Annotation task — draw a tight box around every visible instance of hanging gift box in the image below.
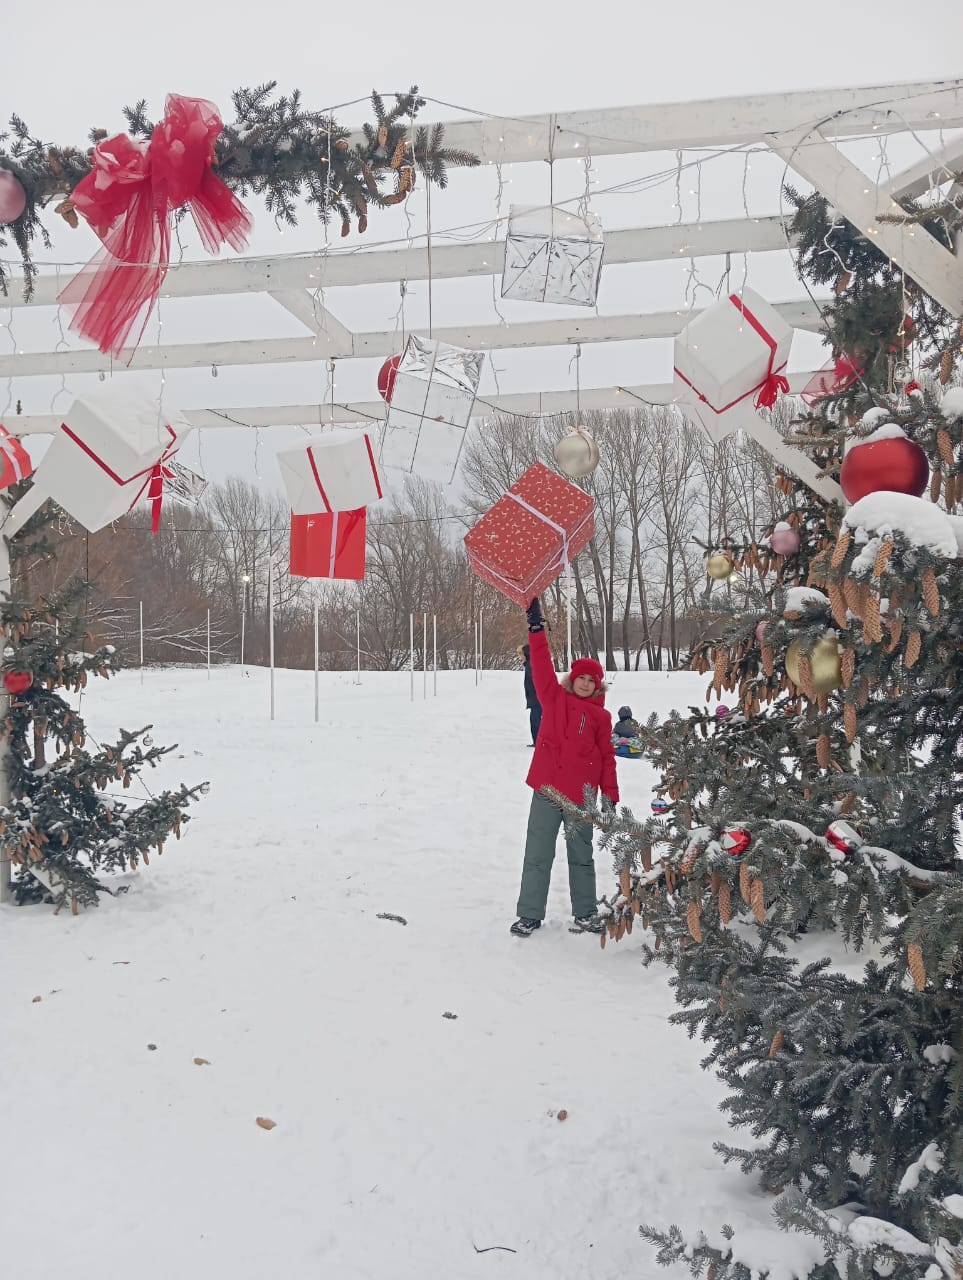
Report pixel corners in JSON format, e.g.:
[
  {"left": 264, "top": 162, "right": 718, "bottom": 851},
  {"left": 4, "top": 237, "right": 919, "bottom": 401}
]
[
  {"left": 464, "top": 461, "right": 594, "bottom": 608},
  {"left": 501, "top": 205, "right": 604, "bottom": 306},
  {"left": 289, "top": 508, "right": 366, "bottom": 580},
  {"left": 379, "top": 335, "right": 484, "bottom": 483},
  {"left": 673, "top": 288, "right": 793, "bottom": 442},
  {"left": 7, "top": 390, "right": 190, "bottom": 533},
  {"left": 0, "top": 426, "right": 33, "bottom": 489},
  {"left": 276, "top": 430, "right": 384, "bottom": 516}
]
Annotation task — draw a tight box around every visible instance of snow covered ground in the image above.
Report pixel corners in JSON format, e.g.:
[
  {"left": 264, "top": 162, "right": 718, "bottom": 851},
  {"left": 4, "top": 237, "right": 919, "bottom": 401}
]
[{"left": 2, "top": 664, "right": 796, "bottom": 1280}]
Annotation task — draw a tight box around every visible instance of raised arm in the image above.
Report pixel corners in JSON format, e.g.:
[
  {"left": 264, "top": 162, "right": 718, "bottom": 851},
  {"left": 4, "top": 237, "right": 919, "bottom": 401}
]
[{"left": 525, "top": 599, "right": 561, "bottom": 707}]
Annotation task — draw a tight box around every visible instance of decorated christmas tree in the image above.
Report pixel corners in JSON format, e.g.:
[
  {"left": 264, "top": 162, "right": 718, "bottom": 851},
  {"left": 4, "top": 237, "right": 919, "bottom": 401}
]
[
  {"left": 1, "top": 498, "right": 205, "bottom": 911},
  {"left": 587, "top": 189, "right": 963, "bottom": 1276}
]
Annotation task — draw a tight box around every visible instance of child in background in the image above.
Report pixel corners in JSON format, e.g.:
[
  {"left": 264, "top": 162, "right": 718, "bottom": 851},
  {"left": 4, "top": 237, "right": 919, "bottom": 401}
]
[
  {"left": 613, "top": 705, "right": 641, "bottom": 739},
  {"left": 510, "top": 597, "right": 618, "bottom": 938}
]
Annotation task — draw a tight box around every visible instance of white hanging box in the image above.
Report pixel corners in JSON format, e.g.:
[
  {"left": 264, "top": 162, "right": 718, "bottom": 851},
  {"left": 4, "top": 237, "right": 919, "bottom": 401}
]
[
  {"left": 10, "top": 390, "right": 190, "bottom": 533},
  {"left": 501, "top": 205, "right": 604, "bottom": 306},
  {"left": 673, "top": 287, "right": 794, "bottom": 440},
  {"left": 380, "top": 335, "right": 484, "bottom": 482},
  {"left": 276, "top": 429, "right": 384, "bottom": 515}
]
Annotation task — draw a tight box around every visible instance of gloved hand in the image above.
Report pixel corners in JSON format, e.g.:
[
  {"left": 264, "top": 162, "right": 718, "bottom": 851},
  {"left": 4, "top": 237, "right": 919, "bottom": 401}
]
[{"left": 526, "top": 597, "right": 544, "bottom": 633}]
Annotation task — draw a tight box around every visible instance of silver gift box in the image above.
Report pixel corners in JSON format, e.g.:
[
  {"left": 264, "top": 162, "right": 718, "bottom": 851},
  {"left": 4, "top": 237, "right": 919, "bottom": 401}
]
[
  {"left": 501, "top": 205, "right": 604, "bottom": 306},
  {"left": 380, "top": 335, "right": 484, "bottom": 482}
]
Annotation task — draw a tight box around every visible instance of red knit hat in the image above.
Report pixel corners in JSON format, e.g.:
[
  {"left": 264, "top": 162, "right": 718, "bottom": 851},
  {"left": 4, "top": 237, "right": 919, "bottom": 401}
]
[{"left": 569, "top": 657, "right": 604, "bottom": 689}]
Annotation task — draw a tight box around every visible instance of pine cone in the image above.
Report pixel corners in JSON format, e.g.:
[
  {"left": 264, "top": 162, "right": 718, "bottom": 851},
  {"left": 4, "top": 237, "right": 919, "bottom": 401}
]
[
  {"left": 54, "top": 198, "right": 79, "bottom": 229},
  {"left": 887, "top": 615, "right": 904, "bottom": 653},
  {"left": 389, "top": 136, "right": 408, "bottom": 169},
  {"left": 841, "top": 646, "right": 856, "bottom": 689},
  {"left": 844, "top": 701, "right": 858, "bottom": 744},
  {"left": 768, "top": 1029, "right": 785, "bottom": 1058},
  {"left": 761, "top": 645, "right": 774, "bottom": 677},
  {"left": 905, "top": 630, "right": 922, "bottom": 669},
  {"left": 686, "top": 900, "right": 703, "bottom": 943},
  {"left": 718, "top": 882, "right": 733, "bottom": 924},
  {"left": 930, "top": 469, "right": 943, "bottom": 504},
  {"left": 830, "top": 528, "right": 852, "bottom": 569},
  {"left": 798, "top": 656, "right": 817, "bottom": 703},
  {"left": 858, "top": 677, "right": 870, "bottom": 707},
  {"left": 619, "top": 868, "right": 631, "bottom": 898},
  {"left": 939, "top": 350, "right": 954, "bottom": 385},
  {"left": 862, "top": 593, "right": 882, "bottom": 644},
  {"left": 712, "top": 649, "right": 727, "bottom": 696},
  {"left": 937, "top": 429, "right": 955, "bottom": 465},
  {"left": 739, "top": 862, "right": 752, "bottom": 904},
  {"left": 829, "top": 583, "right": 849, "bottom": 630},
  {"left": 834, "top": 270, "right": 853, "bottom": 295},
  {"left": 843, "top": 576, "right": 863, "bottom": 617},
  {"left": 680, "top": 847, "right": 699, "bottom": 875},
  {"left": 377, "top": 125, "right": 388, "bottom": 148},
  {"left": 816, "top": 733, "right": 832, "bottom": 769},
  {"left": 709, "top": 871, "right": 722, "bottom": 895},
  {"left": 872, "top": 538, "right": 895, "bottom": 578},
  {"left": 907, "top": 942, "right": 927, "bottom": 991},
  {"left": 841, "top": 793, "right": 856, "bottom": 814},
  {"left": 922, "top": 568, "right": 940, "bottom": 617},
  {"left": 750, "top": 878, "right": 766, "bottom": 923}
]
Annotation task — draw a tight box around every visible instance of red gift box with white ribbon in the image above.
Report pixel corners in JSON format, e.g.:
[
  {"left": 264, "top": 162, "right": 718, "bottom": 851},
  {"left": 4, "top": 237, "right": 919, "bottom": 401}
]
[
  {"left": 0, "top": 426, "right": 33, "bottom": 490},
  {"left": 464, "top": 462, "right": 594, "bottom": 607},
  {"left": 289, "top": 509, "right": 366, "bottom": 580}
]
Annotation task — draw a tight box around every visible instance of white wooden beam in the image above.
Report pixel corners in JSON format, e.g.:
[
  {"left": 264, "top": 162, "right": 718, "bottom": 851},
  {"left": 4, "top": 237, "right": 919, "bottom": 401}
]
[
  {"left": 348, "top": 81, "right": 963, "bottom": 166},
  {"left": 0, "top": 300, "right": 824, "bottom": 377},
  {"left": 268, "top": 290, "right": 354, "bottom": 356},
  {"left": 2, "top": 217, "right": 795, "bottom": 310},
  {"left": 6, "top": 370, "right": 819, "bottom": 434},
  {"left": 768, "top": 126, "right": 963, "bottom": 316},
  {"left": 889, "top": 135, "right": 963, "bottom": 200}
]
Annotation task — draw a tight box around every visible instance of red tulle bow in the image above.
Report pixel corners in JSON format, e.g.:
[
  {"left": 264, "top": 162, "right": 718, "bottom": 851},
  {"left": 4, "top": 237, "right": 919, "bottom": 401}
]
[
  {"left": 800, "top": 354, "right": 863, "bottom": 406},
  {"left": 755, "top": 372, "right": 791, "bottom": 410},
  {"left": 59, "top": 94, "right": 252, "bottom": 359}
]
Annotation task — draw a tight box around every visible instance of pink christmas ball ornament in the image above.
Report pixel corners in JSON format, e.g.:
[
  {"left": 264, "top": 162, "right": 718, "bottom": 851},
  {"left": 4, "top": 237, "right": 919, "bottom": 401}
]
[
  {"left": 0, "top": 170, "right": 27, "bottom": 225},
  {"left": 755, "top": 621, "right": 768, "bottom": 644},
  {"left": 769, "top": 522, "right": 800, "bottom": 556}
]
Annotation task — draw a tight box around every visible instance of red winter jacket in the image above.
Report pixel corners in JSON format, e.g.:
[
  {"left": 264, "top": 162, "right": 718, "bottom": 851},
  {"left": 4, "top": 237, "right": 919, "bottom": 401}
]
[{"left": 525, "top": 629, "right": 619, "bottom": 807}]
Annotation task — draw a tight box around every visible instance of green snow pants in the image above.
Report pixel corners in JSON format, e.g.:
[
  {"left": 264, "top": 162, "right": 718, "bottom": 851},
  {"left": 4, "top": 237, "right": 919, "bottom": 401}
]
[{"left": 516, "top": 790, "right": 597, "bottom": 921}]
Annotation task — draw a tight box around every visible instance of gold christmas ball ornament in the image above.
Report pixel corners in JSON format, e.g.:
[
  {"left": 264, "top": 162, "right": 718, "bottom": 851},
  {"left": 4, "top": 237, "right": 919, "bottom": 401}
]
[
  {"left": 785, "top": 633, "right": 843, "bottom": 694},
  {"left": 706, "top": 551, "right": 736, "bottom": 581},
  {"left": 554, "top": 427, "right": 600, "bottom": 479}
]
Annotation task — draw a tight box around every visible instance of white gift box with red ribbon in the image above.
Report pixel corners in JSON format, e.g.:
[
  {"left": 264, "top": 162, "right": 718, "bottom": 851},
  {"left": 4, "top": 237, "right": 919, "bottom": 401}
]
[
  {"left": 8, "top": 391, "right": 190, "bottom": 533},
  {"left": 673, "top": 288, "right": 793, "bottom": 442},
  {"left": 276, "top": 429, "right": 384, "bottom": 516}
]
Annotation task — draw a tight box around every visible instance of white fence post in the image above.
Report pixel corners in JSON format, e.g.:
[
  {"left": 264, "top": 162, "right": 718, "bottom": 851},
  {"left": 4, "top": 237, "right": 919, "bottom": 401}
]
[
  {"left": 409, "top": 613, "right": 415, "bottom": 702},
  {"left": 314, "top": 597, "right": 319, "bottom": 723},
  {"left": 269, "top": 558, "right": 275, "bottom": 722},
  {"left": 433, "top": 614, "right": 437, "bottom": 697}
]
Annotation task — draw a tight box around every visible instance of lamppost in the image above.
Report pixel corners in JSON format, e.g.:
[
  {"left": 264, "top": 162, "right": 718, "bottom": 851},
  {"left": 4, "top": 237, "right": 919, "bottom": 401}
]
[{"left": 240, "top": 574, "right": 250, "bottom": 670}]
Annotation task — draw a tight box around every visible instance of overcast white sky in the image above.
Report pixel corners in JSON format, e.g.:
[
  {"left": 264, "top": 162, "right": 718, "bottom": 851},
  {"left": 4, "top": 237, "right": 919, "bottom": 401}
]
[{"left": 4, "top": 0, "right": 963, "bottom": 485}]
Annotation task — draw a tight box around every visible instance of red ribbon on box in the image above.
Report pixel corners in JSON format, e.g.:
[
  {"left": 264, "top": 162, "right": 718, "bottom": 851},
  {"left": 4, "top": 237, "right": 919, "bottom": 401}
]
[
  {"left": 0, "top": 426, "right": 33, "bottom": 489},
  {"left": 306, "top": 435, "right": 383, "bottom": 514},
  {"left": 58, "top": 94, "right": 252, "bottom": 359},
  {"left": 674, "top": 293, "right": 790, "bottom": 418},
  {"left": 290, "top": 509, "right": 366, "bottom": 579},
  {"left": 800, "top": 354, "right": 863, "bottom": 406},
  {"left": 59, "top": 422, "right": 180, "bottom": 534}
]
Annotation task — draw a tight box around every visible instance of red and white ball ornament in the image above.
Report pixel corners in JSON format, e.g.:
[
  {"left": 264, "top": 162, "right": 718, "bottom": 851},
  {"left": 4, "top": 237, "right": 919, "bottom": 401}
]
[
  {"left": 651, "top": 798, "right": 670, "bottom": 815},
  {"left": 720, "top": 828, "right": 751, "bottom": 861},
  {"left": 377, "top": 354, "right": 401, "bottom": 403},
  {"left": 840, "top": 427, "right": 928, "bottom": 505},
  {"left": 0, "top": 170, "right": 27, "bottom": 225},
  {"left": 3, "top": 669, "right": 33, "bottom": 695},
  {"left": 825, "top": 820, "right": 862, "bottom": 857}
]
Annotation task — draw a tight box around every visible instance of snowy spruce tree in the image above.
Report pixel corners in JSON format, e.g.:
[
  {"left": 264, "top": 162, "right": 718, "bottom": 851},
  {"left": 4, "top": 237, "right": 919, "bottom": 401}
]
[
  {"left": 1, "top": 497, "right": 205, "bottom": 911},
  {"left": 589, "top": 188, "right": 963, "bottom": 1278}
]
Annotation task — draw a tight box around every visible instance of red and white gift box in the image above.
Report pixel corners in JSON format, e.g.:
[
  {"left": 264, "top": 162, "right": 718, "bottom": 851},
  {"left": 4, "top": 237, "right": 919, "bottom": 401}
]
[
  {"left": 289, "top": 508, "right": 366, "bottom": 580},
  {"left": 0, "top": 426, "right": 33, "bottom": 490},
  {"left": 276, "top": 430, "right": 383, "bottom": 516},
  {"left": 9, "top": 390, "right": 189, "bottom": 533},
  {"left": 464, "top": 462, "right": 594, "bottom": 607},
  {"left": 674, "top": 287, "right": 793, "bottom": 442}
]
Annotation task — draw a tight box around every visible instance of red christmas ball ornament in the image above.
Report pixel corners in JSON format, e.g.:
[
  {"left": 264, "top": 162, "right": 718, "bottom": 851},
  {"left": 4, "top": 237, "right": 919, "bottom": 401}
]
[
  {"left": 720, "top": 828, "right": 751, "bottom": 861},
  {"left": 839, "top": 435, "right": 929, "bottom": 504},
  {"left": 888, "top": 315, "right": 916, "bottom": 352},
  {"left": 377, "top": 354, "right": 401, "bottom": 403},
  {"left": 3, "top": 669, "right": 33, "bottom": 694},
  {"left": 0, "top": 170, "right": 27, "bottom": 225},
  {"left": 825, "top": 820, "right": 862, "bottom": 857}
]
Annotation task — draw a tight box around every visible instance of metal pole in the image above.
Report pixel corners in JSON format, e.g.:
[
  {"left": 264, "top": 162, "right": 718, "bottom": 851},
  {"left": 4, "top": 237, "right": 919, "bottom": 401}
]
[
  {"left": 206, "top": 607, "right": 211, "bottom": 679},
  {"left": 409, "top": 613, "right": 415, "bottom": 702},
  {"left": 479, "top": 609, "right": 484, "bottom": 682},
  {"left": 423, "top": 613, "right": 427, "bottom": 699},
  {"left": 602, "top": 603, "right": 607, "bottom": 673},
  {"left": 474, "top": 617, "right": 479, "bottom": 687},
  {"left": 269, "top": 557, "right": 275, "bottom": 721},
  {"left": 139, "top": 600, "right": 144, "bottom": 685},
  {"left": 240, "top": 583, "right": 247, "bottom": 670},
  {"left": 566, "top": 565, "right": 573, "bottom": 670},
  {"left": 0, "top": 528, "right": 11, "bottom": 901},
  {"left": 314, "top": 597, "right": 319, "bottom": 723},
  {"left": 433, "top": 614, "right": 437, "bottom": 697},
  {"left": 356, "top": 608, "right": 361, "bottom": 686}
]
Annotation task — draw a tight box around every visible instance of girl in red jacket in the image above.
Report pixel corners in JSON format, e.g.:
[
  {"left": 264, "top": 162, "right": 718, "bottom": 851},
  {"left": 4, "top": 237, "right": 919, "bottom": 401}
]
[{"left": 510, "top": 597, "right": 619, "bottom": 938}]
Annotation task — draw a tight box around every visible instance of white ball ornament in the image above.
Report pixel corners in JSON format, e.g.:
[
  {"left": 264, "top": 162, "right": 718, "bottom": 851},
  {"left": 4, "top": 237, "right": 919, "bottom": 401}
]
[{"left": 554, "top": 428, "right": 600, "bottom": 479}]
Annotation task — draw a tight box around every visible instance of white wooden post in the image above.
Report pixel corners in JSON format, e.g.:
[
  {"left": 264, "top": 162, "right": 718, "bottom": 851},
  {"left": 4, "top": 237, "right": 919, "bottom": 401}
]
[
  {"left": 313, "top": 597, "right": 319, "bottom": 723},
  {"left": 602, "top": 604, "right": 607, "bottom": 672},
  {"left": 479, "top": 610, "right": 484, "bottom": 683},
  {"left": 206, "top": 607, "right": 211, "bottom": 679},
  {"left": 474, "top": 617, "right": 479, "bottom": 687},
  {"left": 356, "top": 608, "right": 361, "bottom": 686},
  {"left": 269, "top": 557, "right": 275, "bottom": 722},
  {"left": 139, "top": 600, "right": 144, "bottom": 685},
  {"left": 240, "top": 576, "right": 249, "bottom": 670},
  {"left": 0, "top": 528, "right": 11, "bottom": 902},
  {"left": 423, "top": 613, "right": 427, "bottom": 699},
  {"left": 433, "top": 614, "right": 437, "bottom": 697},
  {"left": 409, "top": 613, "right": 415, "bottom": 701}
]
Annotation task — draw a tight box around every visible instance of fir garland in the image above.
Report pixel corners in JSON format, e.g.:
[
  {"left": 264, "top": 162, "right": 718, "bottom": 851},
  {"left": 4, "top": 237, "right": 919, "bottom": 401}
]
[{"left": 0, "top": 84, "right": 478, "bottom": 299}]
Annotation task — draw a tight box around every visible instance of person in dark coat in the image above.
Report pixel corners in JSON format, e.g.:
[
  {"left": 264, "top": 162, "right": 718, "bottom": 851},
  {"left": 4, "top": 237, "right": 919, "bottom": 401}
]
[
  {"left": 517, "top": 642, "right": 542, "bottom": 745},
  {"left": 613, "top": 706, "right": 641, "bottom": 739},
  {"left": 510, "top": 598, "right": 619, "bottom": 938}
]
